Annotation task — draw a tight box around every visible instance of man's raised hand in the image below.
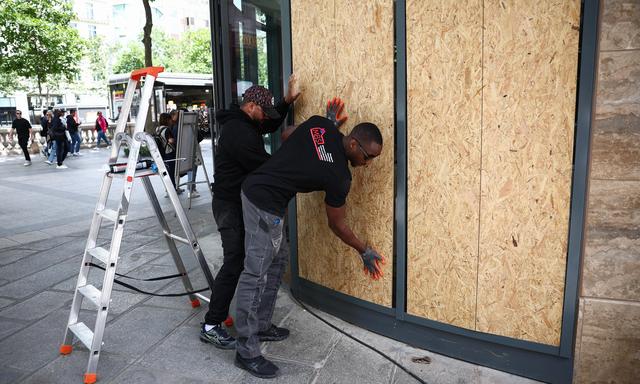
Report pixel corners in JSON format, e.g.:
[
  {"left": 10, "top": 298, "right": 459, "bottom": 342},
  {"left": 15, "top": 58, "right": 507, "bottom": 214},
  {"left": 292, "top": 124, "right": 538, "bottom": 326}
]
[
  {"left": 285, "top": 73, "right": 301, "bottom": 104},
  {"left": 326, "top": 97, "right": 347, "bottom": 129}
]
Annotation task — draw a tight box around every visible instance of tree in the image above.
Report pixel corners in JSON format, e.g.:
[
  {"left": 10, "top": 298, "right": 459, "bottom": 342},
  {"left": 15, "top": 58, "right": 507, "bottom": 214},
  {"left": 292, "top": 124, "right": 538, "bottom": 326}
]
[
  {"left": 113, "top": 42, "right": 145, "bottom": 74},
  {"left": 0, "top": 0, "right": 85, "bottom": 97},
  {"left": 178, "top": 29, "right": 213, "bottom": 74},
  {"left": 141, "top": 0, "right": 154, "bottom": 67},
  {"left": 86, "top": 36, "right": 108, "bottom": 84},
  {"left": 111, "top": 29, "right": 213, "bottom": 75}
]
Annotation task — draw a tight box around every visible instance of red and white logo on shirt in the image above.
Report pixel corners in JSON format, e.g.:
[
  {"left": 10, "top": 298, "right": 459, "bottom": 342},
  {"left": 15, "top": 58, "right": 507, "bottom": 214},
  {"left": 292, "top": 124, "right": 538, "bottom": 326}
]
[{"left": 310, "top": 127, "right": 333, "bottom": 163}]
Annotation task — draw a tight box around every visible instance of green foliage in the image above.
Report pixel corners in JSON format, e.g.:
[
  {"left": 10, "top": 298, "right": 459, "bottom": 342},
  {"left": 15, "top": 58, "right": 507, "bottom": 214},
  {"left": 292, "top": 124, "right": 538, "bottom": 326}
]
[
  {"left": 86, "top": 36, "right": 108, "bottom": 83},
  {"left": 112, "top": 42, "right": 145, "bottom": 74},
  {"left": 257, "top": 33, "right": 268, "bottom": 87},
  {"left": 173, "top": 29, "right": 213, "bottom": 74},
  {"left": 0, "top": 0, "right": 85, "bottom": 94},
  {"left": 111, "top": 28, "right": 212, "bottom": 75}
]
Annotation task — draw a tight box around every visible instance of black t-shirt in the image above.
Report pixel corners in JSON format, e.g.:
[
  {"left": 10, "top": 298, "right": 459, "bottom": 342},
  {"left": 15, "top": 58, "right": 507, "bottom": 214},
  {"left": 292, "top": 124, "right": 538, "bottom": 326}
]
[
  {"left": 242, "top": 115, "right": 352, "bottom": 216},
  {"left": 212, "top": 102, "right": 290, "bottom": 203},
  {"left": 12, "top": 118, "right": 32, "bottom": 138},
  {"left": 66, "top": 115, "right": 79, "bottom": 133}
]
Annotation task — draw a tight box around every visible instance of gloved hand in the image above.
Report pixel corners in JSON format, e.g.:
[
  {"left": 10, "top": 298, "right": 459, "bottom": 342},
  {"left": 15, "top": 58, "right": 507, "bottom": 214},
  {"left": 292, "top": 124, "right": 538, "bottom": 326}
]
[
  {"left": 326, "top": 97, "right": 347, "bottom": 128},
  {"left": 360, "top": 247, "right": 385, "bottom": 280}
]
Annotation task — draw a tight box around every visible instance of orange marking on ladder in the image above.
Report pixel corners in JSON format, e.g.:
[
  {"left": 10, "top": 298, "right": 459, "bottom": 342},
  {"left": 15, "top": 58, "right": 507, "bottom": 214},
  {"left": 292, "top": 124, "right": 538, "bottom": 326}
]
[
  {"left": 130, "top": 66, "right": 164, "bottom": 81},
  {"left": 59, "top": 344, "right": 73, "bottom": 355},
  {"left": 84, "top": 373, "right": 97, "bottom": 384}
]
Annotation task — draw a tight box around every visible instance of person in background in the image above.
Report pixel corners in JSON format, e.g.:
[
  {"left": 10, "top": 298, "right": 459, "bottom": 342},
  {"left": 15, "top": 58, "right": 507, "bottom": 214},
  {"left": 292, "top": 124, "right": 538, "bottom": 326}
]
[
  {"left": 95, "top": 111, "right": 111, "bottom": 148},
  {"left": 8, "top": 110, "right": 33, "bottom": 166},
  {"left": 40, "top": 110, "right": 52, "bottom": 157},
  {"left": 155, "top": 112, "right": 178, "bottom": 190},
  {"left": 50, "top": 109, "right": 69, "bottom": 169},
  {"left": 169, "top": 109, "right": 180, "bottom": 139},
  {"left": 67, "top": 109, "right": 81, "bottom": 156}
]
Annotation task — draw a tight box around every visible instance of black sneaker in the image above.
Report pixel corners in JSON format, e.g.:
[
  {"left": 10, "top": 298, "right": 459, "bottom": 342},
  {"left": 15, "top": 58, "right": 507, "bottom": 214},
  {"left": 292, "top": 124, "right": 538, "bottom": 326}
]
[
  {"left": 257, "top": 324, "right": 290, "bottom": 342},
  {"left": 199, "top": 323, "right": 236, "bottom": 349},
  {"left": 234, "top": 354, "right": 279, "bottom": 379}
]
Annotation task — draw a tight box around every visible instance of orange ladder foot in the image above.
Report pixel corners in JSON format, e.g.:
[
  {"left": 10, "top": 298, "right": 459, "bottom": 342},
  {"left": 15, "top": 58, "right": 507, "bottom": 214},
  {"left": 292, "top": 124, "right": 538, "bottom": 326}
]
[
  {"left": 84, "top": 373, "right": 97, "bottom": 384},
  {"left": 224, "top": 316, "right": 234, "bottom": 327},
  {"left": 191, "top": 298, "right": 201, "bottom": 308},
  {"left": 59, "top": 345, "right": 72, "bottom": 355}
]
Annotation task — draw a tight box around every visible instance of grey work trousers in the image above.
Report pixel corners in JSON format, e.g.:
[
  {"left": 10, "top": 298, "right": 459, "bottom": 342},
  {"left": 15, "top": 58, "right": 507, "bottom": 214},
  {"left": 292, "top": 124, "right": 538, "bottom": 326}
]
[{"left": 235, "top": 191, "right": 289, "bottom": 359}]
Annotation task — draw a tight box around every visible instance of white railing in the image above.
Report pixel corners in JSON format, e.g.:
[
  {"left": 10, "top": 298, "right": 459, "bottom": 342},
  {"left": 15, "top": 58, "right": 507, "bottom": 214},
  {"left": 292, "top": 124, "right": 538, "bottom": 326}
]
[{"left": 0, "top": 123, "right": 136, "bottom": 156}]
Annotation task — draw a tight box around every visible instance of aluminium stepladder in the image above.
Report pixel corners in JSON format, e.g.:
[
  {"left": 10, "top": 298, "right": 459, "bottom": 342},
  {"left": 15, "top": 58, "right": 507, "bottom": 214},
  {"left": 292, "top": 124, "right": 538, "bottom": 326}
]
[{"left": 59, "top": 67, "right": 216, "bottom": 384}]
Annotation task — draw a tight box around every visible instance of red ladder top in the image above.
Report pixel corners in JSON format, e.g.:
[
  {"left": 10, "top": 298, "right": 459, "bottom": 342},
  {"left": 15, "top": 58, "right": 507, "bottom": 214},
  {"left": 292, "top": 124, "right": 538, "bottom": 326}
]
[{"left": 130, "top": 66, "right": 165, "bottom": 81}]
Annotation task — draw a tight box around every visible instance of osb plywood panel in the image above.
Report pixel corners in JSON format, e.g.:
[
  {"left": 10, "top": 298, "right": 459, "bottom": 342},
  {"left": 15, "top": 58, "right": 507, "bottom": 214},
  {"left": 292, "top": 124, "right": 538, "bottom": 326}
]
[
  {"left": 477, "top": 0, "right": 581, "bottom": 345},
  {"left": 290, "top": 0, "right": 335, "bottom": 121},
  {"left": 405, "top": 1, "right": 482, "bottom": 329},
  {"left": 293, "top": 0, "right": 394, "bottom": 307}
]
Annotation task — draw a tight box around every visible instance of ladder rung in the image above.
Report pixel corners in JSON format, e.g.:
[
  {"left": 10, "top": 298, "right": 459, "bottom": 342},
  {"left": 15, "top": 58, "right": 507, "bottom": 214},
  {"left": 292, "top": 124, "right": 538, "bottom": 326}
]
[
  {"left": 108, "top": 169, "right": 156, "bottom": 178},
  {"left": 78, "top": 284, "right": 102, "bottom": 308},
  {"left": 97, "top": 209, "right": 119, "bottom": 222},
  {"left": 165, "top": 232, "right": 189, "bottom": 244},
  {"left": 87, "top": 247, "right": 111, "bottom": 265},
  {"left": 69, "top": 322, "right": 94, "bottom": 350}
]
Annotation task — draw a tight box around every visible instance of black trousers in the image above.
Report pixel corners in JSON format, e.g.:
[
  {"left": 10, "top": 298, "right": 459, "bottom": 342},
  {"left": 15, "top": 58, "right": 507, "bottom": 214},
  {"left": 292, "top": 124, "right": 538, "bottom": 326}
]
[
  {"left": 55, "top": 138, "right": 68, "bottom": 166},
  {"left": 204, "top": 198, "right": 245, "bottom": 325},
  {"left": 18, "top": 137, "right": 30, "bottom": 161},
  {"left": 163, "top": 153, "right": 177, "bottom": 188}
]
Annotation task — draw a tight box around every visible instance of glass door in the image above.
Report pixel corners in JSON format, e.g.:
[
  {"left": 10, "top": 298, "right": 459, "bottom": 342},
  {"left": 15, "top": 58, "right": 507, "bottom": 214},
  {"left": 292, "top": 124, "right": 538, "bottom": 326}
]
[{"left": 211, "top": 0, "right": 283, "bottom": 153}]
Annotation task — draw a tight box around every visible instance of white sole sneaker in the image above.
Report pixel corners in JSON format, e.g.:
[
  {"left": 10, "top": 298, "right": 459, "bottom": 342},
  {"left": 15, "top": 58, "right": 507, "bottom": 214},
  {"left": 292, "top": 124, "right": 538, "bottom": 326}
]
[
  {"left": 56, "top": 165, "right": 68, "bottom": 169},
  {"left": 24, "top": 162, "right": 32, "bottom": 166},
  {"left": 45, "top": 160, "right": 52, "bottom": 165}
]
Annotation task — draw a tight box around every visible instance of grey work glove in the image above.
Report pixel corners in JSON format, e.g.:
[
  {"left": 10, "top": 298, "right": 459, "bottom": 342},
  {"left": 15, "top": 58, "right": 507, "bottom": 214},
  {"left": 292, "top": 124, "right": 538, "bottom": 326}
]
[
  {"left": 360, "top": 247, "right": 384, "bottom": 280},
  {"left": 326, "top": 97, "right": 347, "bottom": 128}
]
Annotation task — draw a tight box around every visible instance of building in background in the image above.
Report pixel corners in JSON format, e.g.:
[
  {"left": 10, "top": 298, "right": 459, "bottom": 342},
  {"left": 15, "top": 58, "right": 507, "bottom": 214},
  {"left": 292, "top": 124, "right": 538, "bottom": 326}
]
[{"left": 1, "top": 0, "right": 212, "bottom": 125}]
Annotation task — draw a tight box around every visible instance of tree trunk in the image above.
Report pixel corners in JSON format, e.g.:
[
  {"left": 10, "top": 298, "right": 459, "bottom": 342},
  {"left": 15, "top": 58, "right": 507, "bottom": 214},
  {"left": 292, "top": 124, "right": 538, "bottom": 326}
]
[
  {"left": 142, "top": 0, "right": 153, "bottom": 67},
  {"left": 37, "top": 77, "right": 42, "bottom": 102}
]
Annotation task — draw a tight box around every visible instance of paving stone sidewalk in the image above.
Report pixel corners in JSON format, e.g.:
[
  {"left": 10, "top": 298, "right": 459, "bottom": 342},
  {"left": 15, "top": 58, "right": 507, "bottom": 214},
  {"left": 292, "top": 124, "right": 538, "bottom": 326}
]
[{"left": 0, "top": 144, "right": 540, "bottom": 384}]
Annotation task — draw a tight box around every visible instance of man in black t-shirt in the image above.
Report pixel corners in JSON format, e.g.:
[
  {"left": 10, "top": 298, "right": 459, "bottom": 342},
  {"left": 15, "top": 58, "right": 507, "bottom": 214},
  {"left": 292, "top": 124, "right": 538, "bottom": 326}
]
[
  {"left": 233, "top": 99, "right": 385, "bottom": 378},
  {"left": 9, "top": 110, "right": 33, "bottom": 166},
  {"left": 199, "top": 76, "right": 301, "bottom": 351}
]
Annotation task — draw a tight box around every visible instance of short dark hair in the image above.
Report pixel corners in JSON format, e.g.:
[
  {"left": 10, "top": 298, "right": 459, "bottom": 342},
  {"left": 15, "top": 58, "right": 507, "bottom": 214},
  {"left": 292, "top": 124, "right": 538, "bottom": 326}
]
[
  {"left": 159, "top": 113, "right": 171, "bottom": 126},
  {"left": 70, "top": 108, "right": 77, "bottom": 113},
  {"left": 351, "top": 122, "right": 382, "bottom": 146}
]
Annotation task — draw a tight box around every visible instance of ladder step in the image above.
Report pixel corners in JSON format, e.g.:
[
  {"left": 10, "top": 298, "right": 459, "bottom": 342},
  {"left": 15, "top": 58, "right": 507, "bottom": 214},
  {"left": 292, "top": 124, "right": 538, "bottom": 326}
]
[
  {"left": 78, "top": 284, "right": 102, "bottom": 308},
  {"left": 87, "top": 247, "right": 111, "bottom": 265},
  {"left": 69, "top": 322, "right": 94, "bottom": 350},
  {"left": 108, "top": 169, "right": 156, "bottom": 179},
  {"left": 97, "top": 209, "right": 119, "bottom": 222},
  {"left": 165, "top": 232, "right": 189, "bottom": 244}
]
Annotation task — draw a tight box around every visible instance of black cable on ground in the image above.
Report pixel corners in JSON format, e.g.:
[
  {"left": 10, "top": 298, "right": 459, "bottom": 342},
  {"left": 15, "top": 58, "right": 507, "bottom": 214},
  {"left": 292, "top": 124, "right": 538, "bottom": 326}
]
[
  {"left": 112, "top": 278, "right": 209, "bottom": 297},
  {"left": 88, "top": 262, "right": 209, "bottom": 297},
  {"left": 290, "top": 295, "right": 427, "bottom": 384},
  {"left": 88, "top": 262, "right": 184, "bottom": 281}
]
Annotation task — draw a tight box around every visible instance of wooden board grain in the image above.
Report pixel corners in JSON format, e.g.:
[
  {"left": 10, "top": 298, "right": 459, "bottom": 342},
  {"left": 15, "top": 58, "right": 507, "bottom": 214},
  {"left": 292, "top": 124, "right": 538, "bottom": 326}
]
[
  {"left": 476, "top": 0, "right": 581, "bottom": 345},
  {"left": 405, "top": 0, "right": 483, "bottom": 329},
  {"left": 293, "top": 0, "right": 394, "bottom": 307}
]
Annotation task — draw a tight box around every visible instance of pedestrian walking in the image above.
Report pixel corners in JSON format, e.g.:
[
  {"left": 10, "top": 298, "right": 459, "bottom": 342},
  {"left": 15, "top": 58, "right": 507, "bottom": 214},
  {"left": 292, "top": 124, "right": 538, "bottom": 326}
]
[
  {"left": 67, "top": 109, "right": 82, "bottom": 156},
  {"left": 8, "top": 110, "right": 33, "bottom": 166},
  {"left": 50, "top": 109, "right": 69, "bottom": 169},
  {"left": 41, "top": 110, "right": 53, "bottom": 157},
  {"left": 95, "top": 111, "right": 111, "bottom": 148}
]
